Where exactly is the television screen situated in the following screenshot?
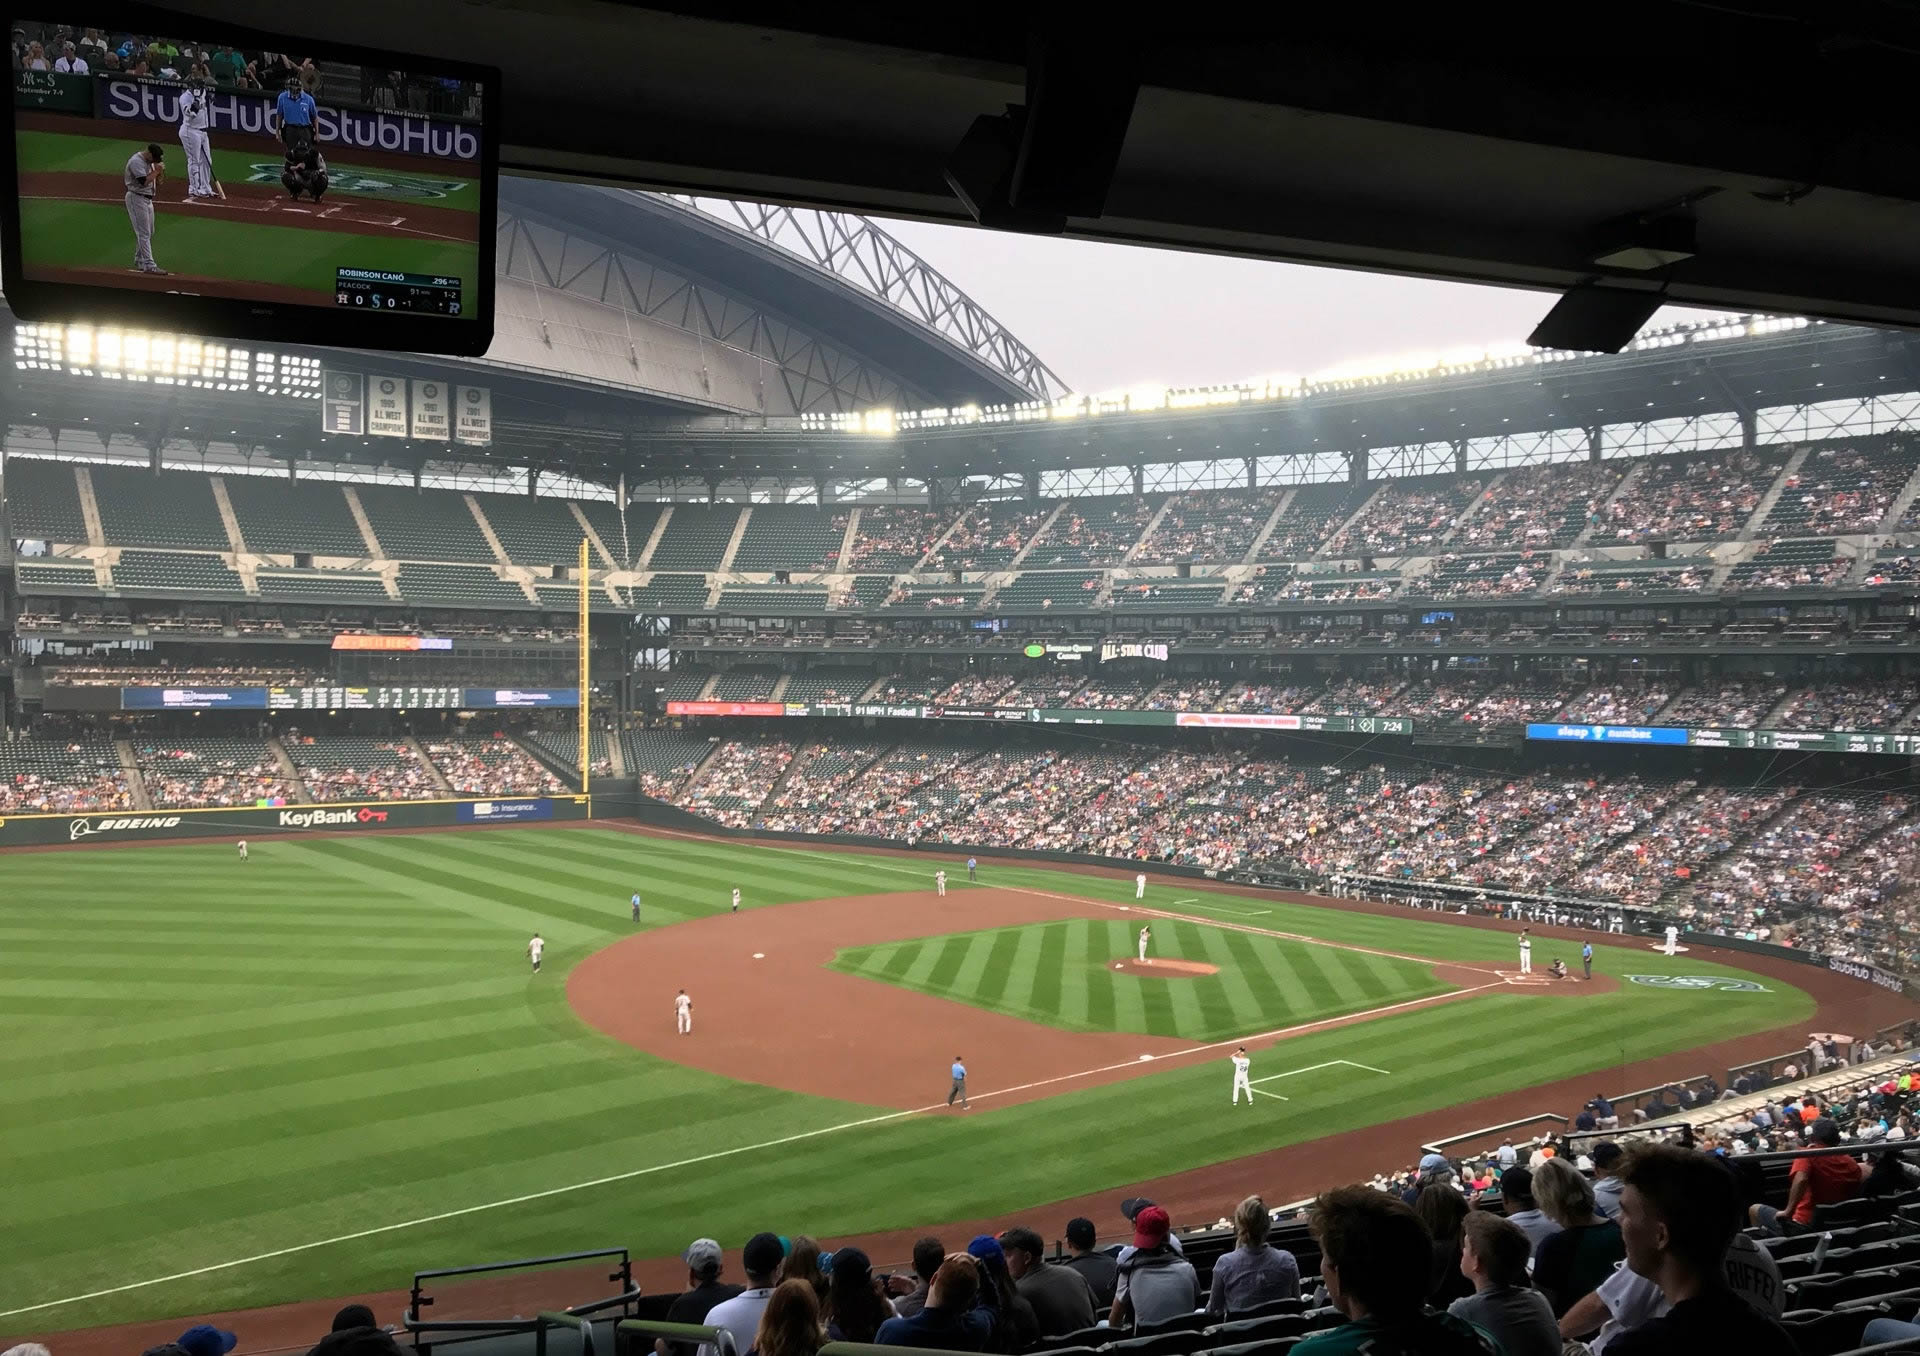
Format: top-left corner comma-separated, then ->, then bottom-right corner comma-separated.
2,4 -> 497,353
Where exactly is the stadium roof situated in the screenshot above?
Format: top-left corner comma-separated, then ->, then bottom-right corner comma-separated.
166,3 -> 1920,336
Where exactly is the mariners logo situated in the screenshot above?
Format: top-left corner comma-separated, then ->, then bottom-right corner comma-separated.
1626,974 -> 1768,993
244,163 -> 469,199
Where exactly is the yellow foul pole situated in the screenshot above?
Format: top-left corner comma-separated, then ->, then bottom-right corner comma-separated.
578,537 -> 591,797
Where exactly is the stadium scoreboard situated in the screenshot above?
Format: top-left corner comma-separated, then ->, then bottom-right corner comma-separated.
104,685 -> 577,711
271,685 -> 465,710
335,270 -> 465,317
1527,722 -> 1920,756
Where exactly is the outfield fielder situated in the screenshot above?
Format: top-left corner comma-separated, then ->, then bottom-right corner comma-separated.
1135,871 -> 1146,900
1231,1047 -> 1252,1105
124,142 -> 168,274
1138,925 -> 1151,962
176,79 -> 215,199
1517,928 -> 1532,975
528,932 -> 544,974
674,988 -> 692,1035
935,869 -> 947,897
731,886 -> 741,914
237,839 -> 247,861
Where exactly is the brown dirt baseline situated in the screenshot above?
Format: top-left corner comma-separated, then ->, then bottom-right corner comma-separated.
19,170 -> 475,241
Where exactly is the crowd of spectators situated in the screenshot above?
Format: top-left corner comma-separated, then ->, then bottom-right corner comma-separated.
846,508 -> 953,571
282,735 -> 439,802
1774,679 -> 1920,732
424,737 -> 565,797
30,661 -> 323,687
927,504 -> 1054,572
1327,478 -> 1486,557
1572,783 -> 1796,908
1596,449 -> 1784,543
1547,563 -> 1712,596
1658,681 -> 1790,729
1421,554 -> 1549,600
1558,684 -> 1675,726
1453,462 -> 1625,550
1732,546 -> 1851,592
136,739 -> 294,808
1770,444 -> 1920,536
12,22 -> 319,89
0,736 -> 131,812
1025,498 -> 1159,568
682,739 -> 796,827
1138,491 -> 1277,564
938,674 -> 1018,706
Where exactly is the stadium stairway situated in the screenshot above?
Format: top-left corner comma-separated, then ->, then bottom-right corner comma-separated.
114,738 -> 154,811
635,507 -> 671,568
1571,460 -> 1651,547
1312,484 -> 1387,559
466,494 -> 515,566
1124,497 -> 1177,563
912,505 -> 971,569
512,731 -> 585,786
1240,489 -> 1296,563
72,464 -> 107,546
837,509 -> 862,570
266,737 -> 314,804
1741,445 -> 1812,540
1439,472 -> 1507,545
341,486 -> 385,556
1881,460 -> 1920,535
1008,501 -> 1069,569
209,477 -> 247,553
718,507 -> 752,571
409,737 -> 456,795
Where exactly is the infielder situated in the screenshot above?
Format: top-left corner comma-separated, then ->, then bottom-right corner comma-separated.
1663,924 -> 1679,956
674,988 -> 692,1035
236,839 -> 247,861
631,892 -> 641,923
1138,925 -> 1151,962
731,887 -> 741,914
176,80 -> 215,199
935,869 -> 947,897
528,933 -> 544,974
124,142 -> 168,274
1135,872 -> 1147,899
1517,928 -> 1532,975
1231,1047 -> 1252,1105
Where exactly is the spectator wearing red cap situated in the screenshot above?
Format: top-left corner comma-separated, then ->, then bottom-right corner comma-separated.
1108,1205 -> 1198,1330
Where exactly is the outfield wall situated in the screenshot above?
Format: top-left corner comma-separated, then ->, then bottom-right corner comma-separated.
0,794 -> 592,847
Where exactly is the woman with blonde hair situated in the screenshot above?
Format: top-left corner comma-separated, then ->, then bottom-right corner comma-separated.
1204,1194 -> 1301,1319
746,1279 -> 826,1356
1529,1156 -> 1622,1314
781,1236 -> 830,1304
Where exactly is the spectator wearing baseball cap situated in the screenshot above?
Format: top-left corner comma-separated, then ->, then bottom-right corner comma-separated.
308,1306 -> 405,1356
1108,1205 -> 1199,1330
1747,1117 -> 1865,1236
1499,1165 -> 1561,1251
175,1326 -> 237,1356
703,1233 -> 786,1356
1061,1217 -> 1118,1310
965,1235 -> 1038,1352
660,1237 -> 744,1356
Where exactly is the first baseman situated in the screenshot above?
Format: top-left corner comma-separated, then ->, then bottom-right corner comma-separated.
674,988 -> 692,1035
528,933 -> 544,974
124,142 -> 168,274
1231,1047 -> 1252,1104
935,869 -> 947,897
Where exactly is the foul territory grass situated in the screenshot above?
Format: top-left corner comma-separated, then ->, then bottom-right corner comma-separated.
833,919 -> 1454,1040
0,828 -> 1808,1333
15,128 -> 483,210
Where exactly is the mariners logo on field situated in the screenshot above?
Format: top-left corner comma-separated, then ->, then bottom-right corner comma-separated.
1627,974 -> 1768,992
245,163 -> 469,199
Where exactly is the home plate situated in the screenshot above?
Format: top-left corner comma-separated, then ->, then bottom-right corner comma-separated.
1138,1054 -> 1153,1062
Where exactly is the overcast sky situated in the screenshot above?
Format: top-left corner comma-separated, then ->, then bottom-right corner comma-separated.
876,217 -> 1726,396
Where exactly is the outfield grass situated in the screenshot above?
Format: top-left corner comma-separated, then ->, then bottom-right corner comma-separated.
0,828 -> 1810,1333
833,918 -> 1455,1040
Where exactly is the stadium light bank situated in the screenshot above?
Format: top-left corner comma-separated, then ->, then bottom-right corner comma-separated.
12,320 -> 324,397
796,314 -> 1818,436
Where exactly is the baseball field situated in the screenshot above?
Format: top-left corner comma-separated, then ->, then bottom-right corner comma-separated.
13,116 -> 480,306
3,822 -> 1884,1344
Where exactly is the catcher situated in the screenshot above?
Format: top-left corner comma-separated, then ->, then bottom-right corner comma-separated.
283,143 -> 329,202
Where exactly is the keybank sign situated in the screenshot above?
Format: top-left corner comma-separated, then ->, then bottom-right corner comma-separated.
101,79 -> 481,161
277,807 -> 391,829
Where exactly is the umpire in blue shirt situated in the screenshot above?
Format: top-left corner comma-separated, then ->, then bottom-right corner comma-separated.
275,73 -> 317,154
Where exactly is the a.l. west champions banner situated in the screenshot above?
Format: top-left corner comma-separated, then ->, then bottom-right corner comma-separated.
454,385 -> 492,446
411,379 -> 451,439
367,375 -> 409,438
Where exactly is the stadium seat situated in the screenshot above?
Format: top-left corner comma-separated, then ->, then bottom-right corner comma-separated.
225,476 -> 368,556
1781,1309 -> 1877,1356
1049,1326 -> 1113,1350
1137,1311 -> 1210,1336
1221,1299 -> 1306,1322
1103,1327 -> 1209,1356
1204,1314 -> 1307,1341
1198,1339 -> 1300,1356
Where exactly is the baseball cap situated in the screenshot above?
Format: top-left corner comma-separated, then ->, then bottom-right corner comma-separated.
1418,1153 -> 1450,1174
1591,1142 -> 1623,1169
1809,1117 -> 1842,1146
1119,1197 -> 1156,1222
1501,1165 -> 1533,1197
331,1306 -> 376,1333
966,1235 -> 1005,1269
175,1327 -> 237,1356
1132,1205 -> 1171,1249
742,1232 -> 786,1276
1065,1216 -> 1097,1249
683,1238 -> 723,1276
832,1246 -> 872,1283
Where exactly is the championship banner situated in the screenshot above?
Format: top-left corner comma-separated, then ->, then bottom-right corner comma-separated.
367,375 -> 409,437
454,385 -> 492,446
410,379 -> 450,440
321,370 -> 364,435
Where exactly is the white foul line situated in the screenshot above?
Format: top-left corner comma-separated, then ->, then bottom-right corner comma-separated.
1251,1087 -> 1289,1101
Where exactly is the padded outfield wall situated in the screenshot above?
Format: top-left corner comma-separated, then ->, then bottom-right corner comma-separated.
0,794 -> 592,847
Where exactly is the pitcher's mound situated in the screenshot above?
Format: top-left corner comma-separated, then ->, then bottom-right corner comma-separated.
1111,958 -> 1220,978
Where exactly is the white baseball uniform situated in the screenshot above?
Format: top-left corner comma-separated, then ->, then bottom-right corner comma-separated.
528,936 -> 544,972
1518,936 -> 1532,974
731,888 -> 740,913
1664,925 -> 1679,956
675,991 -> 692,1034
177,88 -> 213,197
936,870 -> 947,897
237,839 -> 247,860
1231,1053 -> 1252,1105
1138,927 -> 1150,962
1135,872 -> 1146,899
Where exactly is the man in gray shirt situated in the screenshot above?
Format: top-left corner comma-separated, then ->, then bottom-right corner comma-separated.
1499,1165 -> 1563,1250
1061,1217 -> 1118,1311
999,1227 -> 1094,1338
1449,1213 -> 1560,1356
1590,1143 -> 1625,1220
1109,1206 -> 1199,1329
